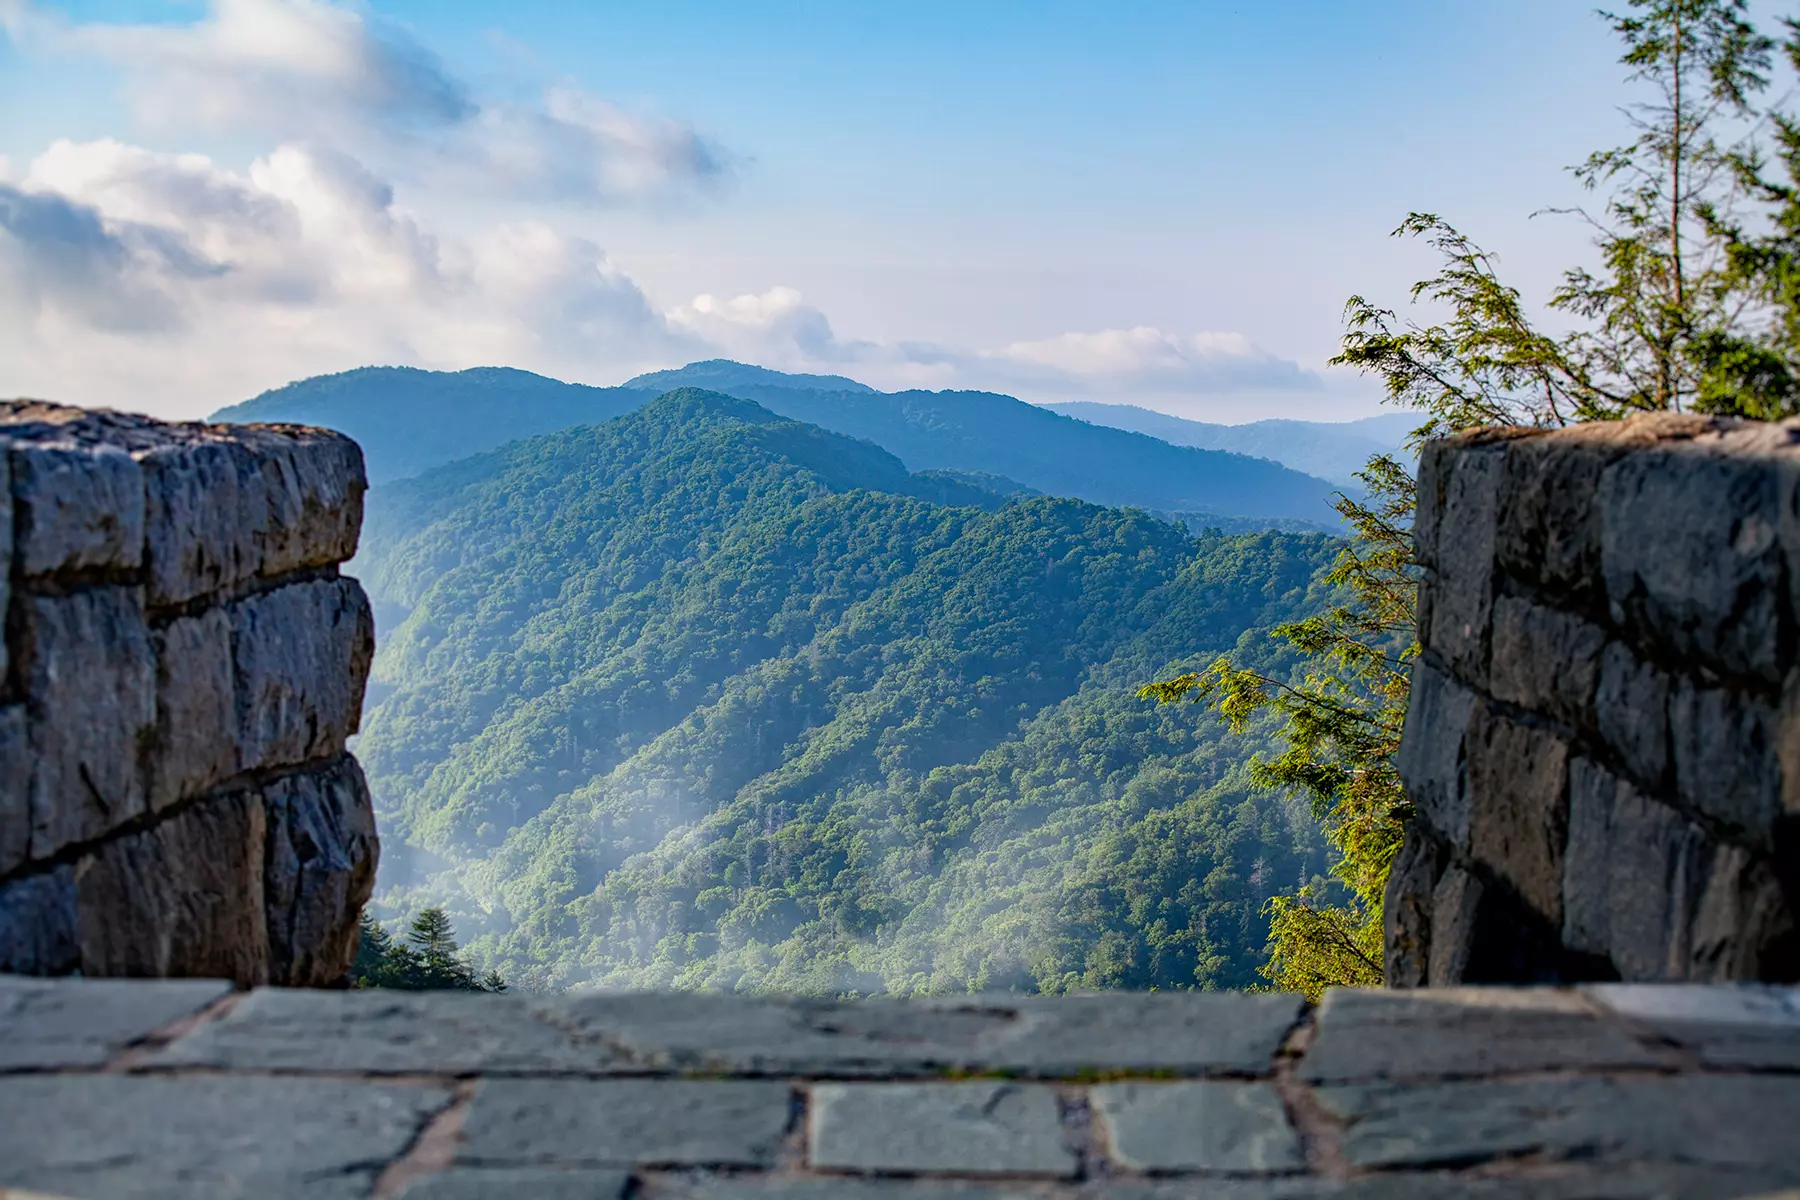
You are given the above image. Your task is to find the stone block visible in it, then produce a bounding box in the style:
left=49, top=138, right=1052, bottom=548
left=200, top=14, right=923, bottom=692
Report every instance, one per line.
left=1394, top=657, right=1476, bottom=851
left=0, top=1075, right=448, bottom=1200
left=8, top=439, right=144, bottom=578
left=0, top=705, right=32, bottom=876
left=1599, top=441, right=1787, bottom=686
left=1488, top=597, right=1606, bottom=730
left=147, top=608, right=236, bottom=811
left=0, top=865, right=78, bottom=975
left=1688, top=842, right=1797, bottom=981
left=1418, top=441, right=1509, bottom=688
left=74, top=790, right=269, bottom=983
left=138, top=435, right=262, bottom=608
left=1298, top=987, right=1667, bottom=1084
left=0, top=975, right=230, bottom=1069
left=809, top=1082, right=1074, bottom=1177
left=231, top=577, right=375, bottom=773
left=1318, top=1074, right=1800, bottom=1174
left=19, top=588, right=155, bottom=858
left=398, top=1169, right=633, bottom=1199
left=235, top=424, right=366, bottom=578
left=536, top=990, right=1303, bottom=1079
left=1091, top=1081, right=1301, bottom=1173
left=1670, top=678, right=1782, bottom=846
left=1493, top=425, right=1624, bottom=604
left=1382, top=823, right=1443, bottom=989
left=459, top=1079, right=790, bottom=1168
left=1465, top=702, right=1571, bottom=925
left=148, top=987, right=632, bottom=1074
left=1595, top=641, right=1670, bottom=790
left=1563, top=758, right=1705, bottom=981
left=1426, top=867, right=1482, bottom=987
left=263, top=758, right=379, bottom=987
left=1587, top=983, right=1800, bottom=1069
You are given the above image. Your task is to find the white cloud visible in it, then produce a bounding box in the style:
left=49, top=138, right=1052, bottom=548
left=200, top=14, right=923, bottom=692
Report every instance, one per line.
left=1, top=0, right=728, bottom=205
left=984, top=326, right=1321, bottom=394
left=0, top=139, right=700, bottom=415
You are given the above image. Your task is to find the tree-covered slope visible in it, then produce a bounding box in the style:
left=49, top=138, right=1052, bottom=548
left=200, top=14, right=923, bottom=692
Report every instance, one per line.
left=211, top=366, right=656, bottom=483
left=624, top=358, right=876, bottom=395
left=356, top=390, right=1343, bottom=993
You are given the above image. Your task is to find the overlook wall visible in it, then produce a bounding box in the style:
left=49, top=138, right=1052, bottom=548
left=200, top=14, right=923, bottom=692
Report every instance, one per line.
left=0, top=402, right=376, bottom=986
left=1389, top=412, right=1800, bottom=986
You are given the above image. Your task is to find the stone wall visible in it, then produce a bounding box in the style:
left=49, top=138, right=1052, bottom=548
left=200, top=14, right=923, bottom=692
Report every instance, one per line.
left=0, top=401, right=377, bottom=986
left=1389, top=411, right=1800, bottom=986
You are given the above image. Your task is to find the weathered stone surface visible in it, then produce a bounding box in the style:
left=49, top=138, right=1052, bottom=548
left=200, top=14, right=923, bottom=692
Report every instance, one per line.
left=0, top=1075, right=447, bottom=1199
left=138, top=436, right=261, bottom=608
left=399, top=1168, right=633, bottom=1199
left=1563, top=758, right=1704, bottom=980
left=9, top=439, right=144, bottom=578
left=1600, top=438, right=1788, bottom=687
left=234, top=424, right=365, bottom=579
left=74, top=791, right=269, bottom=983
left=1319, top=1074, right=1800, bottom=1174
left=1299, top=988, right=1667, bottom=1083
left=1587, top=983, right=1800, bottom=1069
left=1688, top=842, right=1798, bottom=981
left=1493, top=424, right=1623, bottom=604
left=810, top=1082, right=1074, bottom=1177
left=1383, top=823, right=1442, bottom=989
left=1394, top=658, right=1475, bottom=851
left=148, top=987, right=632, bottom=1074
left=1488, top=597, right=1606, bottom=730
left=20, top=588, right=155, bottom=859
left=0, top=867, right=78, bottom=976
left=1091, top=1081, right=1301, bottom=1173
left=0, top=975, right=229, bottom=1069
left=1417, top=440, right=1510, bottom=688
left=644, top=1179, right=1058, bottom=1199
left=230, top=577, right=375, bottom=774
left=1595, top=641, right=1671, bottom=790
left=147, top=608, right=236, bottom=811
left=0, top=706, right=32, bottom=876
left=1670, top=678, right=1783, bottom=846
left=460, top=1080, right=791, bottom=1168
left=1426, top=867, right=1482, bottom=987
left=263, top=758, right=378, bottom=987
left=1465, top=703, right=1570, bottom=925
left=542, top=990, right=1303, bottom=1078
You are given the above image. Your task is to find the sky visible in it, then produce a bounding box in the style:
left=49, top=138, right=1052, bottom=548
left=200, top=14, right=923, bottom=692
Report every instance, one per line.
left=0, top=0, right=1645, bottom=421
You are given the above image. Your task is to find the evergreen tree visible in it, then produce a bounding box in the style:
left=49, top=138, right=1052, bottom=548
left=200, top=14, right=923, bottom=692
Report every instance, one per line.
left=350, top=907, right=505, bottom=992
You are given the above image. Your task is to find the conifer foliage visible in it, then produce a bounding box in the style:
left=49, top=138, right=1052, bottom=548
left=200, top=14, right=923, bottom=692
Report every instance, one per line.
left=351, top=908, right=506, bottom=992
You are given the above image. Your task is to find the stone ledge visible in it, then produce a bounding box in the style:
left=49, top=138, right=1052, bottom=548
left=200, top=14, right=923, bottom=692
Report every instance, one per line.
left=0, top=978, right=1796, bottom=1198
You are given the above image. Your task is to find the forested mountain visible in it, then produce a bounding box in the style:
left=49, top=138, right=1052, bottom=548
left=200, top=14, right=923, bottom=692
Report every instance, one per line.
left=1049, top=403, right=1416, bottom=486
left=213, top=362, right=1344, bottom=523
left=355, top=389, right=1343, bottom=993
left=212, top=366, right=656, bottom=483
left=624, top=359, right=876, bottom=395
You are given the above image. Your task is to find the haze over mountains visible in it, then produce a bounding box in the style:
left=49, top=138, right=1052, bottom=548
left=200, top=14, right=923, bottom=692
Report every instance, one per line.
left=355, top=389, right=1338, bottom=992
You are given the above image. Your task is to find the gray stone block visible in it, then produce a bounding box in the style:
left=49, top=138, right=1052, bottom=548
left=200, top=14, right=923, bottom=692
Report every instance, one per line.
left=642, top=1179, right=1058, bottom=1199
left=0, top=865, right=78, bottom=975
left=1394, top=657, right=1475, bottom=851
left=1298, top=987, right=1668, bottom=1083
left=1465, top=701, right=1571, bottom=925
left=148, top=608, right=236, bottom=811
left=231, top=577, right=375, bottom=774
left=74, top=790, right=269, bottom=983
left=1091, top=1080, right=1301, bottom=1173
left=1493, top=424, right=1624, bottom=604
left=809, top=1082, right=1074, bottom=1177
left=1426, top=867, right=1482, bottom=988
left=459, top=1079, right=790, bottom=1168
left=540, top=990, right=1303, bottom=1078
left=9, top=439, right=144, bottom=578
left=1418, top=441, right=1509, bottom=688
left=148, top=986, right=633, bottom=1074
left=1669, top=678, right=1782, bottom=846
left=1586, top=983, right=1800, bottom=1069
left=1563, top=758, right=1705, bottom=981
left=1687, top=841, right=1797, bottom=981
left=138, top=436, right=262, bottom=607
left=234, top=424, right=365, bottom=578
left=1382, top=823, right=1442, bottom=989
left=1488, top=597, right=1606, bottom=731
left=263, top=758, right=379, bottom=987
left=1599, top=440, right=1787, bottom=687
left=398, top=1168, right=633, bottom=1199
left=0, top=705, right=31, bottom=876
left=1595, top=641, right=1670, bottom=790
left=20, top=588, right=155, bottom=858
left=0, top=975, right=229, bottom=1068
left=0, top=1074, right=448, bottom=1199
left=1318, top=1074, right=1800, bottom=1173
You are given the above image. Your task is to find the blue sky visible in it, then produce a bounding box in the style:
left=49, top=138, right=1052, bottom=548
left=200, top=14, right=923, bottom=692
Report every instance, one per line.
left=0, top=1, right=1643, bottom=418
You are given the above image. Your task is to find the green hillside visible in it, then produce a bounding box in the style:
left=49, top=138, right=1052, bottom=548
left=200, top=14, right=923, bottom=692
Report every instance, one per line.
left=355, top=390, right=1342, bottom=993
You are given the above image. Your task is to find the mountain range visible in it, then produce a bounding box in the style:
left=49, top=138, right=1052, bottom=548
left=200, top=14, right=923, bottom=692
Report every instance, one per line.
left=355, top=389, right=1340, bottom=993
